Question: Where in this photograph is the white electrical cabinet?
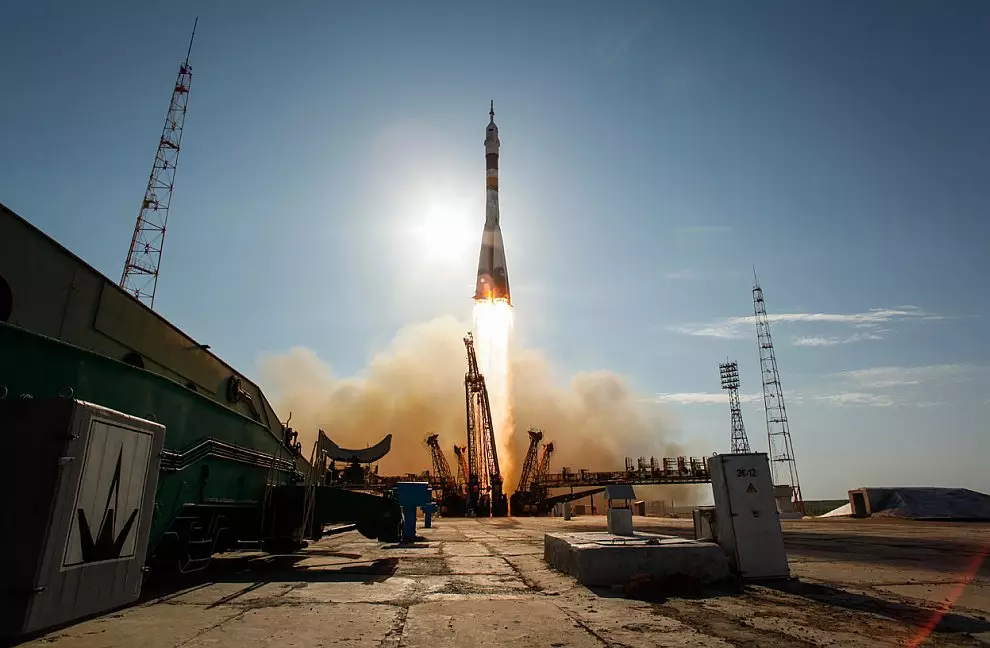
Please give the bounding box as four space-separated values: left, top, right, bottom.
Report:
707 453 790 580
1 398 164 638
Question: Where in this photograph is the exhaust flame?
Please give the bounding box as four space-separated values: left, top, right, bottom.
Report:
472 298 515 489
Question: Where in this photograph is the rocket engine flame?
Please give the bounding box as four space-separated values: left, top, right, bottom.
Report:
472 297 515 489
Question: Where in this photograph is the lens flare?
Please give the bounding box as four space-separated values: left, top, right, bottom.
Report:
472 297 515 490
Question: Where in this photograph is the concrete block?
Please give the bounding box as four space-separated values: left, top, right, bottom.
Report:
607 508 633 535
543 531 731 587
774 485 802 518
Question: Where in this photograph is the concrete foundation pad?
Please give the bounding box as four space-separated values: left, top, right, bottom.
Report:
184 603 399 648
544 531 730 587
446 555 515 575
23 604 244 648
285 577 418 603
401 599 603 648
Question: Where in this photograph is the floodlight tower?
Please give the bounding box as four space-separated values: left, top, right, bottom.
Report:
719 361 751 454
753 270 804 511
120 19 198 308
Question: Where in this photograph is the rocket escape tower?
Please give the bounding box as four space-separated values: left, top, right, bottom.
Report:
120 19 198 308
463 333 507 517
753 272 804 511
719 361 751 454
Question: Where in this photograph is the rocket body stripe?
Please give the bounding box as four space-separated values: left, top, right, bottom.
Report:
474 102 510 303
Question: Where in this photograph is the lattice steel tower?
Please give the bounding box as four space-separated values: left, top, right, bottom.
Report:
719 361 751 454
120 19 198 308
753 271 804 510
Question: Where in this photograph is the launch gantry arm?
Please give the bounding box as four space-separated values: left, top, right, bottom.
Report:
463 332 505 512
453 445 469 493
464 334 482 491
425 433 455 491
516 429 543 492
535 441 554 487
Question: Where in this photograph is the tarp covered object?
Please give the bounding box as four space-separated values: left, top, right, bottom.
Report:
856 487 990 520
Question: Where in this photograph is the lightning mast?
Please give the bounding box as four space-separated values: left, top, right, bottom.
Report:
752 271 804 511
120 18 198 308
719 361 751 454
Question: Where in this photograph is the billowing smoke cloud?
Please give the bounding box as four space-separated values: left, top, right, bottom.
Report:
258 316 468 475
510 347 684 471
258 315 702 506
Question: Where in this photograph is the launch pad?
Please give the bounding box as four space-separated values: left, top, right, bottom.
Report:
27 516 990 648
543 531 730 588
311 105 716 517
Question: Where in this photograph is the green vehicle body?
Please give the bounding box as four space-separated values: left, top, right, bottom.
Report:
0 201 400 568
0 321 299 557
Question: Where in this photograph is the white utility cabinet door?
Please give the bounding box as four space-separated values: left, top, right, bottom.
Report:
707 453 789 580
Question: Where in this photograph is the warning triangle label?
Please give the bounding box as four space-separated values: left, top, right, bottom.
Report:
746 482 758 494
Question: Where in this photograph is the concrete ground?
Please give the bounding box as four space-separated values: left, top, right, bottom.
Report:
25 516 990 647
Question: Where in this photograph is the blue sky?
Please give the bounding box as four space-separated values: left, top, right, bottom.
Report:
2 1 987 498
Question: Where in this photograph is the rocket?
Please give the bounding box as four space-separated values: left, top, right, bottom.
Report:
474 101 511 304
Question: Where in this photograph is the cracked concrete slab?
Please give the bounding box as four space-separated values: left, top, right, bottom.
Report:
183 604 399 648
21 516 990 648
284 577 419 604
441 542 493 556
401 600 603 647
446 555 516 575
22 604 243 648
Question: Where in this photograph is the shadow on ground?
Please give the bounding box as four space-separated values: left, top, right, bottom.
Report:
767 579 990 636
140 554 399 602
624 520 989 573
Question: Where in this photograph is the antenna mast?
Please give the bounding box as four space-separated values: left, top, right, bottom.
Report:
120 18 198 307
752 272 804 512
719 360 751 454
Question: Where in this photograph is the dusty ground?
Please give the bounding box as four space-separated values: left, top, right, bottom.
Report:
24 516 990 647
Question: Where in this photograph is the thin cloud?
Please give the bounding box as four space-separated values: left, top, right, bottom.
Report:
648 392 763 405
671 306 934 341
813 392 895 407
651 365 979 409
835 364 981 389
808 364 986 407
665 269 701 281
792 336 842 347
810 393 948 408
792 332 885 347
668 323 747 339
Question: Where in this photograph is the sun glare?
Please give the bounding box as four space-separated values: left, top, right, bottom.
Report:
414 202 474 263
